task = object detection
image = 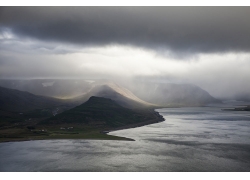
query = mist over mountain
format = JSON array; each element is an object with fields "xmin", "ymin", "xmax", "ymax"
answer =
[
  {"xmin": 1, "ymin": 6, "xmax": 250, "ymax": 172},
  {"xmin": 79, "ymin": 80, "xmax": 156, "ymax": 109},
  {"xmin": 232, "ymin": 93, "xmax": 250, "ymax": 103},
  {"xmin": 0, "ymin": 79, "xmax": 221, "ymax": 108},
  {"xmin": 0, "ymin": 86, "xmax": 65, "ymax": 112},
  {"xmin": 0, "ymin": 85, "xmax": 164, "ymax": 142},
  {"xmin": 0, "ymin": 79, "xmax": 155, "ymax": 108},
  {"xmin": 1, "ymin": 7, "xmax": 250, "ymax": 102},
  {"xmin": 0, "ymin": 79, "xmax": 92, "ymax": 99},
  {"xmin": 125, "ymin": 81, "xmax": 221, "ymax": 106}
]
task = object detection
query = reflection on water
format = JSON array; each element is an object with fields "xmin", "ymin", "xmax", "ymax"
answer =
[{"xmin": 0, "ymin": 101, "xmax": 250, "ymax": 171}]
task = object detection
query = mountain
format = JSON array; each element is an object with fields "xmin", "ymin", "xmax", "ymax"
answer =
[
  {"xmin": 125, "ymin": 82, "xmax": 221, "ymax": 106},
  {"xmin": 232, "ymin": 93, "xmax": 250, "ymax": 102},
  {"xmin": 0, "ymin": 96, "xmax": 164, "ymax": 142},
  {"xmin": 41, "ymin": 96, "xmax": 164, "ymax": 128},
  {"xmin": 0, "ymin": 86, "xmax": 67, "ymax": 112},
  {"xmin": 78, "ymin": 80, "xmax": 156, "ymax": 109},
  {"xmin": 0, "ymin": 79, "xmax": 155, "ymax": 109},
  {"xmin": 0, "ymin": 79, "xmax": 220, "ymax": 108},
  {"xmin": 0, "ymin": 79, "xmax": 92, "ymax": 99}
]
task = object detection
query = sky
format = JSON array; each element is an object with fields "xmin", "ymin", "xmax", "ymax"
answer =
[{"xmin": 0, "ymin": 6, "xmax": 250, "ymax": 99}]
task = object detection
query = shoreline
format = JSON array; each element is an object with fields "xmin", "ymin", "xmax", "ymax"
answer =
[
  {"xmin": 0, "ymin": 135, "xmax": 135, "ymax": 144},
  {"xmin": 106, "ymin": 112, "xmax": 165, "ymax": 133},
  {"xmin": 0, "ymin": 110, "xmax": 165, "ymax": 144}
]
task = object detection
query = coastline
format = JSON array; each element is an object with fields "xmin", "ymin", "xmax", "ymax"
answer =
[
  {"xmin": 0, "ymin": 110, "xmax": 165, "ymax": 143},
  {"xmin": 0, "ymin": 134, "xmax": 135, "ymax": 144},
  {"xmin": 106, "ymin": 111, "xmax": 165, "ymax": 133}
]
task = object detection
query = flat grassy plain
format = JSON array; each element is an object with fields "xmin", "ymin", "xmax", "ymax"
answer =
[{"xmin": 0, "ymin": 126, "xmax": 134, "ymax": 142}]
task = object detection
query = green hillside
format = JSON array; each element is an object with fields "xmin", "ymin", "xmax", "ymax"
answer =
[
  {"xmin": 0, "ymin": 96, "xmax": 164, "ymax": 142},
  {"xmin": 42, "ymin": 96, "xmax": 162, "ymax": 128}
]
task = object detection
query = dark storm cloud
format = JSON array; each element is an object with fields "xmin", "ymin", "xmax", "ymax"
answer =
[{"xmin": 1, "ymin": 7, "xmax": 250, "ymax": 54}]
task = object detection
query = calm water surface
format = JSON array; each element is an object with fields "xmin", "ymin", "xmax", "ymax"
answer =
[{"xmin": 1, "ymin": 101, "xmax": 250, "ymax": 171}]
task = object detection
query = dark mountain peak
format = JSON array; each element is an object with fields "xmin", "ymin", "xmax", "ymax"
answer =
[
  {"xmin": 88, "ymin": 96, "xmax": 111, "ymax": 101},
  {"xmin": 76, "ymin": 96, "xmax": 123, "ymax": 110},
  {"xmin": 85, "ymin": 96, "xmax": 116, "ymax": 105}
]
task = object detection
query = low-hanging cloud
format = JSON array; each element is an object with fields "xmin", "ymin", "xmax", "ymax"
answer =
[
  {"xmin": 1, "ymin": 7, "xmax": 250, "ymax": 100},
  {"xmin": 1, "ymin": 7, "xmax": 250, "ymax": 54}
]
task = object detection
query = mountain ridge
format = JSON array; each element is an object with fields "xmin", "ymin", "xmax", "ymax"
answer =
[{"xmin": 0, "ymin": 86, "xmax": 66, "ymax": 112}]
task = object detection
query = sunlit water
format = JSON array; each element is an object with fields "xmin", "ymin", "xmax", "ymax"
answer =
[{"xmin": 1, "ymin": 101, "xmax": 250, "ymax": 171}]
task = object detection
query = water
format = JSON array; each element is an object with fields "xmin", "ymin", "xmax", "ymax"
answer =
[{"xmin": 1, "ymin": 101, "xmax": 250, "ymax": 171}]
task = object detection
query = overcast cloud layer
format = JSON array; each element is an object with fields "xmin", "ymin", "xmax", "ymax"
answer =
[
  {"xmin": 1, "ymin": 7, "xmax": 250, "ymax": 54},
  {"xmin": 0, "ymin": 7, "xmax": 250, "ymax": 100}
]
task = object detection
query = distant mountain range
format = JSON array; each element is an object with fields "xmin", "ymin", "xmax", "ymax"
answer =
[
  {"xmin": 0, "ymin": 79, "xmax": 92, "ymax": 99},
  {"xmin": 125, "ymin": 81, "xmax": 221, "ymax": 106},
  {"xmin": 0, "ymin": 79, "xmax": 221, "ymax": 108}
]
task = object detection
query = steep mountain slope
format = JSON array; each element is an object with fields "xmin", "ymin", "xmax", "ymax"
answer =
[
  {"xmin": 0, "ymin": 79, "xmax": 92, "ymax": 98},
  {"xmin": 0, "ymin": 86, "xmax": 66, "ymax": 112},
  {"xmin": 0, "ymin": 79, "xmax": 220, "ymax": 108},
  {"xmin": 126, "ymin": 82, "xmax": 221, "ymax": 106},
  {"xmin": 80, "ymin": 81, "xmax": 156, "ymax": 109},
  {"xmin": 41, "ymin": 96, "xmax": 163, "ymax": 128},
  {"xmin": 0, "ymin": 79, "xmax": 156, "ymax": 109}
]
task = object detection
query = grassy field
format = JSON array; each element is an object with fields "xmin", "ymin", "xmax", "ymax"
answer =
[
  {"xmin": 0, "ymin": 110, "xmax": 135, "ymax": 142},
  {"xmin": 0, "ymin": 125, "xmax": 134, "ymax": 143}
]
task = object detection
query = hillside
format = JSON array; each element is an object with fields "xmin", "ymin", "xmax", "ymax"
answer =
[
  {"xmin": 0, "ymin": 93, "xmax": 164, "ymax": 142},
  {"xmin": 0, "ymin": 86, "xmax": 67, "ymax": 112},
  {"xmin": 0, "ymin": 79, "xmax": 221, "ymax": 108},
  {"xmin": 0, "ymin": 79, "xmax": 157, "ymax": 109},
  {"xmin": 0, "ymin": 79, "xmax": 92, "ymax": 99},
  {"xmin": 78, "ymin": 81, "xmax": 156, "ymax": 109},
  {"xmin": 41, "ymin": 96, "xmax": 163, "ymax": 128}
]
